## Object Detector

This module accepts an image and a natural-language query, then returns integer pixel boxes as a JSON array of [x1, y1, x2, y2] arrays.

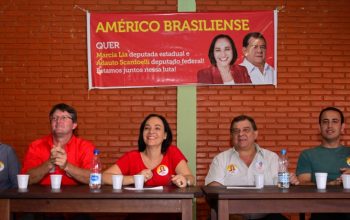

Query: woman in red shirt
[[103, 114, 194, 188]]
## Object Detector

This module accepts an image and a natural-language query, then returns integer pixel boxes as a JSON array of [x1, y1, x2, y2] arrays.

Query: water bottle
[[278, 149, 290, 188], [89, 149, 102, 190]]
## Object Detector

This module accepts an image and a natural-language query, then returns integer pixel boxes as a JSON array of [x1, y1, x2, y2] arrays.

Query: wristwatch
[[186, 178, 191, 187]]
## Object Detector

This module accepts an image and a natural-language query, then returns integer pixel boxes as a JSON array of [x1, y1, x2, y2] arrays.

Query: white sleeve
[[272, 153, 279, 177], [205, 154, 226, 185], [265, 151, 279, 185]]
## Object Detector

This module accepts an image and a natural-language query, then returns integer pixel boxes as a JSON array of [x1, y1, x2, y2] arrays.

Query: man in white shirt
[[205, 115, 286, 220], [240, 32, 275, 85], [205, 115, 278, 187]]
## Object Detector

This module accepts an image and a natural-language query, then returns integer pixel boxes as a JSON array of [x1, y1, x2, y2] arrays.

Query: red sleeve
[[167, 145, 187, 169], [76, 139, 95, 169], [21, 136, 51, 174], [116, 150, 141, 175], [197, 67, 214, 83], [232, 65, 252, 83]]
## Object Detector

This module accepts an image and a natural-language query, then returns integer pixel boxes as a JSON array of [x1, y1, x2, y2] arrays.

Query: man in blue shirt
[[0, 143, 20, 190]]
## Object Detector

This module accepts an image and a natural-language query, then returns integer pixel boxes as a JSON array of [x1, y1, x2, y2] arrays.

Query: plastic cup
[[50, 174, 63, 190], [17, 174, 29, 189], [342, 174, 350, 189], [112, 175, 123, 190], [273, 177, 278, 186], [254, 174, 264, 188], [315, 172, 328, 190], [133, 175, 144, 189]]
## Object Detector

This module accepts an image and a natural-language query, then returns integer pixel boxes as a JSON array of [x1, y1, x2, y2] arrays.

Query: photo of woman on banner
[[197, 34, 252, 85]]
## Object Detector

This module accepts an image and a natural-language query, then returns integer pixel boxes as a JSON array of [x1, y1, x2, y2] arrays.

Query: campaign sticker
[[157, 165, 169, 176], [0, 161, 4, 172], [226, 164, 237, 173], [255, 160, 264, 171]]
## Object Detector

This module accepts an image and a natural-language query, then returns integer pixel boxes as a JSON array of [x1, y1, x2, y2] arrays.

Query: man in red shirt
[[21, 103, 95, 185]]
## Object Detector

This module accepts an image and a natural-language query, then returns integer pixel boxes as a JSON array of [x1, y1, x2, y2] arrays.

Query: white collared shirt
[[240, 58, 275, 85], [205, 144, 278, 186], [223, 80, 235, 85]]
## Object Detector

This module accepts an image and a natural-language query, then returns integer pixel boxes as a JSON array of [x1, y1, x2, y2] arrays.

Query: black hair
[[230, 114, 258, 131], [242, 32, 266, 48], [319, 107, 344, 125], [49, 103, 77, 123], [138, 114, 173, 154], [208, 34, 238, 67]]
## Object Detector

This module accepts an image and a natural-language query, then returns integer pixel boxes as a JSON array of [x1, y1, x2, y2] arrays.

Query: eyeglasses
[[231, 127, 252, 135], [249, 44, 266, 51], [50, 115, 72, 122]]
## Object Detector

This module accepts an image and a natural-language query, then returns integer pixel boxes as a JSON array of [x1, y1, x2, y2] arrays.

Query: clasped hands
[[49, 144, 68, 170], [138, 169, 188, 188]]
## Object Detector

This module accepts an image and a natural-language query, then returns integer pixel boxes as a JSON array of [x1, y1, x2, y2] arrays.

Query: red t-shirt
[[116, 145, 187, 186], [21, 134, 95, 185], [197, 65, 252, 84]]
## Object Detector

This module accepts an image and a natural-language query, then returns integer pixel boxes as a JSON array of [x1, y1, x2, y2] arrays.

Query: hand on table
[[340, 168, 350, 174], [289, 173, 300, 185], [139, 169, 153, 182], [328, 179, 342, 185], [171, 174, 187, 188], [328, 168, 350, 185], [327, 168, 350, 185]]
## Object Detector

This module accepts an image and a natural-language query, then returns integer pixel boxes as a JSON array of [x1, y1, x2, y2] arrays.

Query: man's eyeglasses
[[50, 116, 72, 122], [231, 127, 252, 135], [249, 45, 266, 51]]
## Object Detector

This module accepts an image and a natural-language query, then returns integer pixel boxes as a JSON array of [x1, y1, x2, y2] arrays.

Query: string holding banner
[[73, 5, 88, 13], [276, 0, 287, 12]]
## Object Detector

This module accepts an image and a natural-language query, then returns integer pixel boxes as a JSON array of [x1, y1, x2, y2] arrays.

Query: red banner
[[87, 11, 277, 89]]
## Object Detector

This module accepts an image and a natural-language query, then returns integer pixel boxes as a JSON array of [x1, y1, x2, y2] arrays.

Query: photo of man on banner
[[240, 32, 275, 85]]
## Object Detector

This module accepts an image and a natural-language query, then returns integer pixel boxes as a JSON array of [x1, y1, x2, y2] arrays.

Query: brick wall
[[196, 0, 350, 185], [1, 1, 350, 219], [0, 0, 179, 166], [195, 1, 350, 219]]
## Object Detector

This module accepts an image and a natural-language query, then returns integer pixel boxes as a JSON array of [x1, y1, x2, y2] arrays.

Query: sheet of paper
[[226, 186, 260, 189], [124, 186, 164, 190]]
